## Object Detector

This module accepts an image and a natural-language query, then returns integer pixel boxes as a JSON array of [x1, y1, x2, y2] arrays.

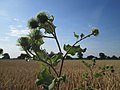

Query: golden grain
[[0, 60, 120, 90]]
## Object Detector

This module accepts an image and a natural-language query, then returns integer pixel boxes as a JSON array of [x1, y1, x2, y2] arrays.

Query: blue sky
[[0, 0, 120, 58]]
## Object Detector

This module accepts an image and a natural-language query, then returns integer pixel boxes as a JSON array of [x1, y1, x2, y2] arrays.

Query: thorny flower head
[[91, 28, 99, 36], [36, 12, 49, 24]]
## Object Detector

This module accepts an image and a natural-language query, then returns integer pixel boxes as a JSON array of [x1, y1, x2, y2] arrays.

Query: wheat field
[[0, 60, 120, 90]]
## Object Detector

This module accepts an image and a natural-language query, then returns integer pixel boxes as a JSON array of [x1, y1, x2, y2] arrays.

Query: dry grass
[[0, 60, 120, 90]]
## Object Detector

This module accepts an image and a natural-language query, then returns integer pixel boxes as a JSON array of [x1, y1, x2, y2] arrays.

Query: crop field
[[0, 60, 120, 90]]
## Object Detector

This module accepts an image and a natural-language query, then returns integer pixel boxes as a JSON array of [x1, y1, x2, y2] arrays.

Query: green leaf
[[48, 74, 66, 90], [57, 74, 66, 82], [82, 60, 92, 68], [49, 78, 57, 90], [37, 66, 54, 87], [80, 33, 85, 38], [94, 73, 102, 78], [74, 32, 79, 39], [37, 50, 48, 60], [63, 44, 83, 56], [82, 72, 89, 79], [50, 53, 63, 66]]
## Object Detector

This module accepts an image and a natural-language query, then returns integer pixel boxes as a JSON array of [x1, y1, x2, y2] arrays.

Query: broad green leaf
[[49, 78, 57, 90], [48, 74, 66, 90], [74, 32, 79, 39], [64, 44, 83, 56], [37, 66, 54, 87], [37, 50, 48, 60]]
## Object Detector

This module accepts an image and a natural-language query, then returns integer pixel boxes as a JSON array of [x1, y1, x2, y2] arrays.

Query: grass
[[0, 60, 120, 90]]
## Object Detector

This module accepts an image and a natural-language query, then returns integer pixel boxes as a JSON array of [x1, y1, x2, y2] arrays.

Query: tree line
[[76, 52, 120, 60], [0, 48, 120, 60]]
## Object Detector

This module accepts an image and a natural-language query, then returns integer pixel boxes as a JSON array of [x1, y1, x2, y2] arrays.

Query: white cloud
[[7, 25, 30, 37]]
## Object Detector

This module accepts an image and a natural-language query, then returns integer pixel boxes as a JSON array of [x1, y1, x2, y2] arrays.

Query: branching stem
[[59, 33, 93, 76]]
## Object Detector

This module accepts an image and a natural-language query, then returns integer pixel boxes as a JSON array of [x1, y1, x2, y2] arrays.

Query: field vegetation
[[0, 60, 120, 90]]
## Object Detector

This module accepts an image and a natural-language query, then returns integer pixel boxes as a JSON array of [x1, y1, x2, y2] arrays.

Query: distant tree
[[2, 53, 10, 59], [0, 48, 3, 55], [66, 55, 72, 60], [111, 55, 118, 60], [77, 52, 83, 59], [106, 56, 111, 60], [119, 56, 120, 59], [87, 55, 95, 60], [17, 53, 29, 59], [99, 52, 106, 60]]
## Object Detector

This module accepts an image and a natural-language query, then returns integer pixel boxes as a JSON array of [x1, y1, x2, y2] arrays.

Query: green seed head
[[36, 12, 49, 24], [91, 28, 99, 36], [28, 18, 38, 29]]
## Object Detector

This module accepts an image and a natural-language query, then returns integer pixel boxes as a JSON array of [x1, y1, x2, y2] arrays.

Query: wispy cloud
[[7, 25, 30, 37], [13, 18, 19, 22]]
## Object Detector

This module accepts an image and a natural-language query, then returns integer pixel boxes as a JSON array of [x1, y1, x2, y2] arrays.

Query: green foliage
[[36, 65, 54, 89], [36, 12, 49, 24], [48, 74, 66, 90], [28, 18, 38, 29], [74, 58, 115, 90], [17, 11, 100, 90], [50, 53, 63, 66], [64, 44, 85, 56], [17, 36, 31, 50]]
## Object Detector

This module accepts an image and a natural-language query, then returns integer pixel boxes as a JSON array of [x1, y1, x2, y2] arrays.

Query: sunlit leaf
[[49, 78, 57, 90], [64, 44, 83, 56], [37, 50, 48, 60], [36, 66, 54, 87]]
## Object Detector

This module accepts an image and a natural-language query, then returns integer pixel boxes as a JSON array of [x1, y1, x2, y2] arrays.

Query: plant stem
[[42, 35, 54, 39], [35, 52, 59, 77], [25, 50, 32, 58], [54, 30, 62, 53], [48, 21, 62, 53], [59, 33, 93, 76]]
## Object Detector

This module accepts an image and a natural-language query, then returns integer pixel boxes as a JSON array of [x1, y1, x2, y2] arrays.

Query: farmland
[[0, 60, 120, 90]]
